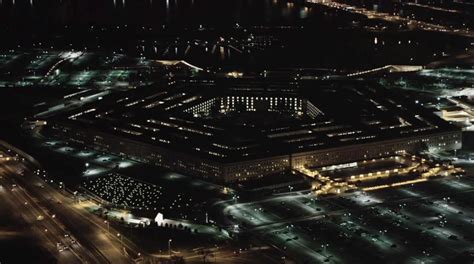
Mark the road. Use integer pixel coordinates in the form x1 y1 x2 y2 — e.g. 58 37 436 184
307 0 474 38
0 146 143 263
9 134 280 264
179 245 282 264
0 163 98 263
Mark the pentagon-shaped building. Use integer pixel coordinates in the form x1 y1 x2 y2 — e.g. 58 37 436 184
47 77 462 182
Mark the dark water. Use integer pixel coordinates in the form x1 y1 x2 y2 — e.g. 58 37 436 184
0 0 471 70
0 0 316 27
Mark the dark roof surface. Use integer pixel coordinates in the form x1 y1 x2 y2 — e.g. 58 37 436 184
51 77 459 163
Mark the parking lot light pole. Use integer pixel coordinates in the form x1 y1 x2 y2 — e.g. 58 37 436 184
168 239 172 257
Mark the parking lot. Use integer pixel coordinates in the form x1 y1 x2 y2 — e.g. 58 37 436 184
223 175 474 263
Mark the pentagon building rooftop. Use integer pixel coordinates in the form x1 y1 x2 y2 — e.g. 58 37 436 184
46 77 462 182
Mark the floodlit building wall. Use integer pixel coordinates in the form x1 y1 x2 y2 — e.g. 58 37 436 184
222 156 290 182
49 122 461 182
50 123 223 180
292 131 462 170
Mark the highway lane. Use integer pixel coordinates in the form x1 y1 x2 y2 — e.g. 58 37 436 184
4 163 133 263
0 166 93 263
177 245 282 264
0 158 137 264
307 0 474 38
0 141 152 263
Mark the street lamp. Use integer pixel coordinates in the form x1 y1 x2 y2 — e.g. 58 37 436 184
168 239 172 257
321 243 329 257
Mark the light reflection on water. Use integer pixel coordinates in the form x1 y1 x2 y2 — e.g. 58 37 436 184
0 0 315 26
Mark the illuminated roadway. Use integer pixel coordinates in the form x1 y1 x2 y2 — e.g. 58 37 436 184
307 0 474 38
0 167 94 264
0 144 144 263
